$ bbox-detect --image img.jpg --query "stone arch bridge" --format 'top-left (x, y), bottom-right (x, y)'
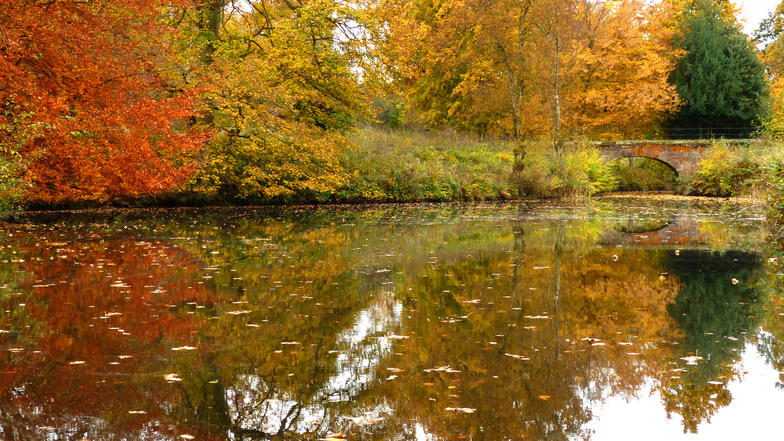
top-left (594, 140), bottom-right (758, 176)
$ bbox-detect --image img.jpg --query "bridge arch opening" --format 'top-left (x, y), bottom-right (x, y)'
top-left (607, 157), bottom-right (678, 192)
top-left (607, 156), bottom-right (679, 176)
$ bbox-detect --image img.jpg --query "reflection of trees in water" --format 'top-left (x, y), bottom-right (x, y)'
top-left (0, 208), bottom-right (770, 440)
top-left (658, 250), bottom-right (762, 434)
top-left (0, 234), bottom-right (220, 440)
top-left (162, 217), bottom-right (672, 440)
top-left (755, 271), bottom-right (784, 390)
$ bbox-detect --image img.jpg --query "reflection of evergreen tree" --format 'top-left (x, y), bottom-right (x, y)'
top-left (660, 250), bottom-right (762, 433)
top-left (665, 250), bottom-right (761, 355)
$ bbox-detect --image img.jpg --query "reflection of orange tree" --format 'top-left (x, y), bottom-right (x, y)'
top-left (658, 368), bottom-right (734, 434)
top-left (0, 209), bottom-right (382, 438)
top-left (559, 245), bottom-right (680, 397)
top-left (0, 233), bottom-right (220, 440)
top-left (141, 208), bottom-right (537, 439)
top-left (334, 226), bottom-right (682, 440)
top-left (150, 217), bottom-right (379, 438)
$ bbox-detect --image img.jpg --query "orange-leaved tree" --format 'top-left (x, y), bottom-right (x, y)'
top-left (575, 0), bottom-right (682, 139)
top-left (0, 0), bottom-right (205, 205)
top-left (398, 0), bottom-right (680, 147)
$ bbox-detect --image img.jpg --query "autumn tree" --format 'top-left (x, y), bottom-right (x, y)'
top-left (668, 0), bottom-right (741, 23)
top-left (0, 0), bottom-right (204, 205)
top-left (666, 0), bottom-right (769, 138)
top-left (399, 0), bottom-right (679, 150)
top-left (169, 0), bottom-right (388, 203)
top-left (575, 1), bottom-right (681, 139)
top-left (754, 2), bottom-right (784, 138)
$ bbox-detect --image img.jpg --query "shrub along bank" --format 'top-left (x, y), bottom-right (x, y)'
top-left (12, 129), bottom-right (784, 214)
top-left (163, 127), bottom-right (620, 205)
top-left (337, 127), bottom-right (518, 202)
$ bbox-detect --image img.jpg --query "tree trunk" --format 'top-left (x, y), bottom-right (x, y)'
top-left (195, 0), bottom-right (223, 128)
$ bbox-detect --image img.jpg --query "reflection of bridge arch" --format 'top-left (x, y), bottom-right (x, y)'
top-left (600, 218), bottom-right (705, 248)
top-left (611, 217), bottom-right (674, 235)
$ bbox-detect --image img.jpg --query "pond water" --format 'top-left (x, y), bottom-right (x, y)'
top-left (1, 197), bottom-right (783, 440)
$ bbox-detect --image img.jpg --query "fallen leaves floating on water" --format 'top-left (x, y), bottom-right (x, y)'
top-left (680, 356), bottom-right (704, 365)
top-left (446, 407), bottom-right (476, 413)
top-left (538, 395), bottom-right (551, 401)
top-left (424, 366), bottom-right (460, 373)
top-left (504, 353), bottom-right (530, 360)
top-left (343, 414), bottom-right (385, 426)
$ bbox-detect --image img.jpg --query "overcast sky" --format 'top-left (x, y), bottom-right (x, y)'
top-left (739, 0), bottom-right (779, 34)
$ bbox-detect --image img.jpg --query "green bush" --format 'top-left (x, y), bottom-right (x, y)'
top-left (766, 159), bottom-right (784, 228)
top-left (683, 142), bottom-right (760, 197)
top-left (373, 97), bottom-right (408, 130)
top-left (0, 105), bottom-right (40, 216)
top-left (514, 140), bottom-right (616, 198)
top-left (338, 127), bottom-right (517, 202)
top-left (610, 158), bottom-right (677, 191)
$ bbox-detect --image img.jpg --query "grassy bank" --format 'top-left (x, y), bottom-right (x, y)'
top-left (11, 128), bottom-right (784, 216)
top-left (337, 128), bottom-right (518, 202)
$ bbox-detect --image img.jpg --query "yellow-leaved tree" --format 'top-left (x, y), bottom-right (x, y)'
top-left (171, 0), bottom-right (389, 203)
top-left (395, 0), bottom-right (680, 150)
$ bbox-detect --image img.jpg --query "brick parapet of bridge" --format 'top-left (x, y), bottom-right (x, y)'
top-left (594, 139), bottom-right (760, 176)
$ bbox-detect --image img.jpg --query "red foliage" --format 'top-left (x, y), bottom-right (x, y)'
top-left (0, 0), bottom-right (204, 203)
top-left (0, 236), bottom-right (220, 437)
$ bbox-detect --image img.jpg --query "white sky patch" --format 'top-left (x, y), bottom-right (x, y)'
top-left (584, 342), bottom-right (784, 440)
top-left (737, 0), bottom-right (779, 35)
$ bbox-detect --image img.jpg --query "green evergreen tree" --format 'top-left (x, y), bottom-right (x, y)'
top-left (667, 0), bottom-right (770, 138)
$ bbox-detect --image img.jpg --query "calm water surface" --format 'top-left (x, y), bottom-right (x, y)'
top-left (1, 197), bottom-right (782, 440)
